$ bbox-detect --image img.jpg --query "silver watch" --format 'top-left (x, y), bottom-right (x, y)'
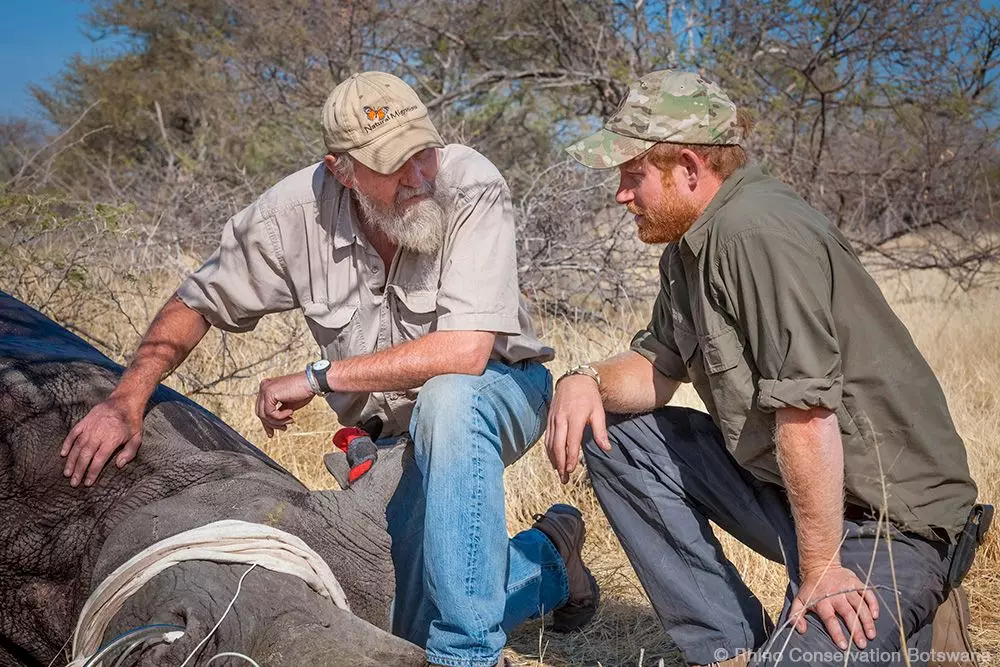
top-left (305, 359), bottom-right (332, 395)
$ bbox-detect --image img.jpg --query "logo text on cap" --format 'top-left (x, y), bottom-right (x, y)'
top-left (363, 104), bottom-right (419, 134)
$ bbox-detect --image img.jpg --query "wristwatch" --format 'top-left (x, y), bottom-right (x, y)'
top-left (305, 359), bottom-right (333, 395)
top-left (558, 363), bottom-right (601, 386)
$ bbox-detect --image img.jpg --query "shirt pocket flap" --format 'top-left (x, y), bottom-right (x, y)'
top-left (701, 326), bottom-right (743, 374)
top-left (673, 326), bottom-right (698, 364)
top-left (303, 302), bottom-right (358, 330)
top-left (390, 286), bottom-right (438, 314)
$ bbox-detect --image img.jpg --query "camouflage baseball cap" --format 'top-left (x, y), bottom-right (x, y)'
top-left (566, 70), bottom-right (740, 169)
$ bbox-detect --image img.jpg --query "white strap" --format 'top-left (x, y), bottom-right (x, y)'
top-left (68, 519), bottom-right (349, 665)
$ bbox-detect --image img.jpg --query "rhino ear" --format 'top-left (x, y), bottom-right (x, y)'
top-left (324, 451), bottom-right (353, 490)
top-left (347, 437), bottom-right (412, 507)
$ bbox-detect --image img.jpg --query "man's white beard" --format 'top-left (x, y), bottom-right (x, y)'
top-left (355, 183), bottom-right (447, 255)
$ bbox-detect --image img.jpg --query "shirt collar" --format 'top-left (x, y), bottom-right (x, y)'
top-left (327, 173), bottom-right (360, 250)
top-left (680, 164), bottom-right (767, 256)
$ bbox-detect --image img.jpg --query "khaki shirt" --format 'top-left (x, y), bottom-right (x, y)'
top-left (178, 144), bottom-right (554, 436)
top-left (632, 166), bottom-right (977, 541)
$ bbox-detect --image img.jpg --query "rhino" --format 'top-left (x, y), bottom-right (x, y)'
top-left (0, 291), bottom-right (424, 666)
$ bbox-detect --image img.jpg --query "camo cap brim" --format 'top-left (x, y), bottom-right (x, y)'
top-left (567, 70), bottom-right (740, 170)
top-left (565, 128), bottom-right (655, 169)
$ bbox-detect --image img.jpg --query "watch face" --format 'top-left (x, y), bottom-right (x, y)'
top-left (313, 359), bottom-right (331, 371)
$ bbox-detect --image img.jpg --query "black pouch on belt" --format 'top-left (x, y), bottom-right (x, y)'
top-left (947, 503), bottom-right (994, 588)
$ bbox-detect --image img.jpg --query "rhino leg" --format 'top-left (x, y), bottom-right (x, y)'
top-left (104, 561), bottom-right (423, 666)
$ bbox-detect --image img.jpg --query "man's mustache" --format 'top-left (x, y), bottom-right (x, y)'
top-left (396, 181), bottom-right (435, 204)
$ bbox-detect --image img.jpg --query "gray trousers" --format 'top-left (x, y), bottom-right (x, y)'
top-left (582, 407), bottom-right (952, 666)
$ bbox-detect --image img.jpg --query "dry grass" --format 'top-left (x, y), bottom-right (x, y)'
top-left (11, 260), bottom-right (998, 666)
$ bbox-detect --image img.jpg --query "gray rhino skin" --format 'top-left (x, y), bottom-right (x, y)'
top-left (0, 292), bottom-right (423, 667)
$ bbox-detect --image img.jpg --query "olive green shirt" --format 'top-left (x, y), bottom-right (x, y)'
top-left (631, 166), bottom-right (977, 541)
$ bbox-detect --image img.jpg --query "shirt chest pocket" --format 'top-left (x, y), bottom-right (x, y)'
top-left (389, 286), bottom-right (438, 343)
top-left (302, 301), bottom-right (360, 358)
top-left (675, 325), bottom-right (743, 375)
top-left (700, 326), bottom-right (743, 374)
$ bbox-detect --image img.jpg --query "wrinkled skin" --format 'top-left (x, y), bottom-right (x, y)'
top-left (0, 292), bottom-right (422, 667)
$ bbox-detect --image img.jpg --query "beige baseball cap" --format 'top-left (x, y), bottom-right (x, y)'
top-left (323, 72), bottom-right (444, 175)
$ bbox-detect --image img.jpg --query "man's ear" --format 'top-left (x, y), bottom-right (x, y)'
top-left (324, 154), bottom-right (354, 189)
top-left (677, 148), bottom-right (702, 192)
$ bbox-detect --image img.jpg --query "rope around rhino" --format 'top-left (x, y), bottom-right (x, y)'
top-left (67, 519), bottom-right (351, 666)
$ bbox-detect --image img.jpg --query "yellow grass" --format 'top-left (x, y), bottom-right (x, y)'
top-left (11, 259), bottom-right (998, 666)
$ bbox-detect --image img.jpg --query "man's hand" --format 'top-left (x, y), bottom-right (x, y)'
top-left (58, 295), bottom-right (211, 488)
top-left (256, 373), bottom-right (316, 437)
top-left (545, 374), bottom-right (611, 484)
top-left (60, 396), bottom-right (144, 487)
top-left (790, 565), bottom-right (879, 650)
top-left (544, 352), bottom-right (678, 484)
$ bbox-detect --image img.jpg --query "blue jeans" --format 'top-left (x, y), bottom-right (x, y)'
top-left (385, 360), bottom-right (568, 667)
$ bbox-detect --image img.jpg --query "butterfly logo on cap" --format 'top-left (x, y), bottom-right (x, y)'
top-left (364, 106), bottom-right (389, 121)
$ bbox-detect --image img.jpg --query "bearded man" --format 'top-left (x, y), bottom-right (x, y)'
top-left (548, 70), bottom-right (984, 666)
top-left (61, 71), bottom-right (598, 667)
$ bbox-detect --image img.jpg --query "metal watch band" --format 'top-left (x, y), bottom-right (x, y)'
top-left (304, 364), bottom-right (323, 395)
top-left (559, 363), bottom-right (601, 386)
top-left (313, 362), bottom-right (333, 394)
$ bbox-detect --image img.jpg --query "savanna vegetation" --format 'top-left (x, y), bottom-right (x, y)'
top-left (2, 1), bottom-right (998, 664)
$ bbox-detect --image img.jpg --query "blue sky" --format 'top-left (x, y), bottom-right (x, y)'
top-left (0, 0), bottom-right (126, 120)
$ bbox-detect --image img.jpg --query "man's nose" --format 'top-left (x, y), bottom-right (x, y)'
top-left (615, 185), bottom-right (634, 205)
top-left (399, 156), bottom-right (426, 188)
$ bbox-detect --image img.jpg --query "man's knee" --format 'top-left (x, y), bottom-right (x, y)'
top-left (414, 373), bottom-right (480, 420)
top-left (581, 416), bottom-right (621, 471)
top-left (580, 411), bottom-right (651, 483)
top-left (582, 406), bottom-right (723, 479)
top-left (409, 373), bottom-right (487, 459)
top-left (580, 408), bottom-right (665, 460)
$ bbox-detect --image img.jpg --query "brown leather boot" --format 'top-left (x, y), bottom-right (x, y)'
top-left (929, 585), bottom-right (978, 667)
top-left (531, 504), bottom-right (600, 632)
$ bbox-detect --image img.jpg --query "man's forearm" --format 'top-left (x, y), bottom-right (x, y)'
top-left (325, 330), bottom-right (495, 393)
top-left (592, 351), bottom-right (679, 413)
top-left (111, 295), bottom-right (211, 410)
top-left (775, 407), bottom-right (845, 577)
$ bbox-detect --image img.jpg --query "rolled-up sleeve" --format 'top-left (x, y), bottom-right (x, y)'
top-left (630, 252), bottom-right (689, 382)
top-left (435, 180), bottom-right (521, 335)
top-left (176, 202), bottom-right (298, 332)
top-left (716, 229), bottom-right (843, 412)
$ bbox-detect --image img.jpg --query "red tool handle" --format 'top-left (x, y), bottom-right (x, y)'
top-left (333, 425), bottom-right (378, 484)
top-left (332, 426), bottom-right (368, 453)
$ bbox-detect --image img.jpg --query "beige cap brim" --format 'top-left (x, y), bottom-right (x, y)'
top-left (565, 127), bottom-right (655, 169)
top-left (348, 115), bottom-right (445, 175)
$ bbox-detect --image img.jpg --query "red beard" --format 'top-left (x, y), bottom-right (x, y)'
top-left (628, 185), bottom-right (703, 244)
